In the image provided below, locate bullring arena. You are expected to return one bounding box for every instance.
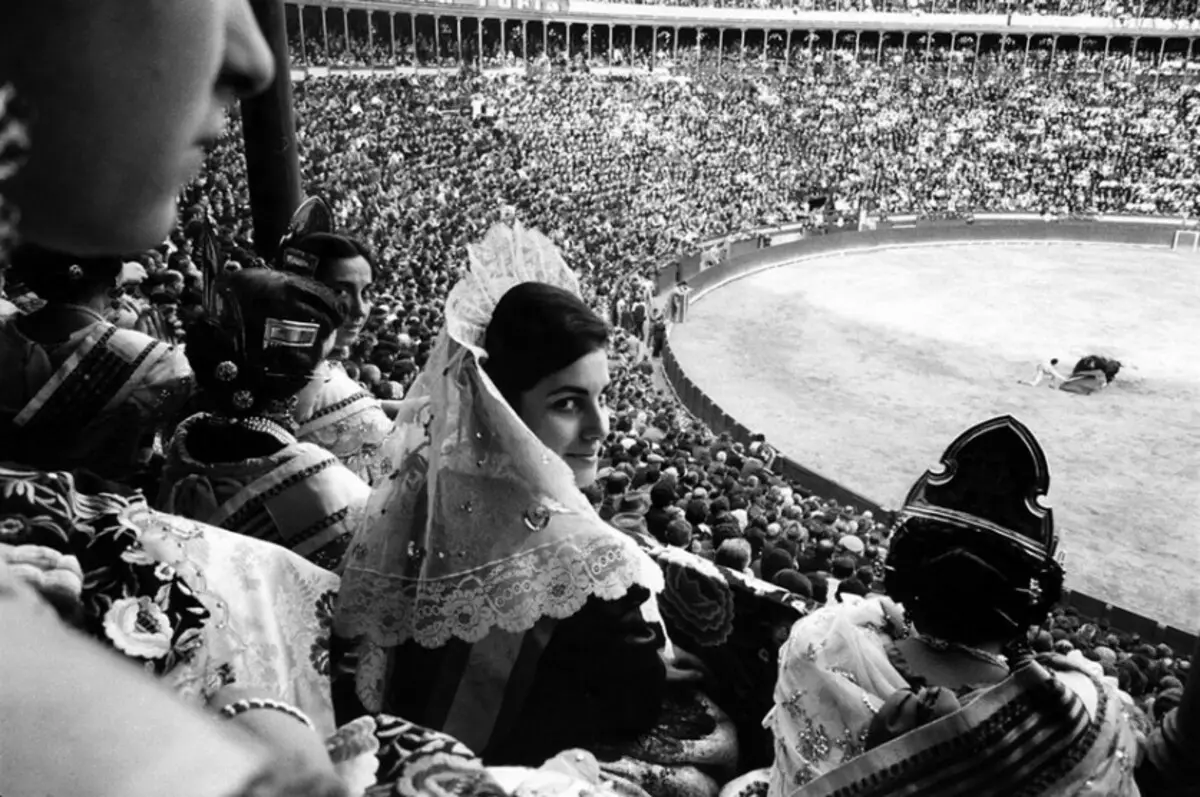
[670,238,1200,628]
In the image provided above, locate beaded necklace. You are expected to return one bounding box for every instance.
[915,633,1010,671]
[202,413,297,448]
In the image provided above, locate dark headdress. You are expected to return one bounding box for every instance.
[900,415,1058,571]
[886,416,1064,629]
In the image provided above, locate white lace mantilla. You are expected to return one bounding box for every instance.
[336,314,662,653]
[340,526,658,649]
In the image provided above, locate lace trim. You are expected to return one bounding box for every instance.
[445,222,582,352]
[339,531,662,648]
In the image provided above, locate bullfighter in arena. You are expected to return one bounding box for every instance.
[1021,357,1068,388]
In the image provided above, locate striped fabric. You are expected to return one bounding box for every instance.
[14,325,161,434]
[160,417,370,571]
[797,659,1128,797]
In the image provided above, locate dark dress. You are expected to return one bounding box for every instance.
[333,586,668,766]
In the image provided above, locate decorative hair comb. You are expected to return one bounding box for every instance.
[275,195,333,272]
[280,247,319,277]
[263,318,321,350]
[899,415,1057,569]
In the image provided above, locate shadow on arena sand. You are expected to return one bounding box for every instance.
[671,242,1200,628]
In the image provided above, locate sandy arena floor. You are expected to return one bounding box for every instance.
[670,242,1200,629]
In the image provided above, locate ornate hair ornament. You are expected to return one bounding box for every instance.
[263,318,321,350]
[897,415,1059,572]
[444,221,582,353]
[280,247,320,278]
[67,264,84,280]
[231,390,255,411]
[276,196,333,258]
[214,361,239,383]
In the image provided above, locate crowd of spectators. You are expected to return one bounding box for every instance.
[292,24,1200,70]
[290,0,1200,30]
[146,33,1200,721]
[197,52,1200,268]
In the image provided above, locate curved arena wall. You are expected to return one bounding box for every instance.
[660,215,1197,651]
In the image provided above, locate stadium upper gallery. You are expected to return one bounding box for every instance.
[0,1,1199,796]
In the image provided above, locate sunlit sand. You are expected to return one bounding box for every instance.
[671,242,1200,628]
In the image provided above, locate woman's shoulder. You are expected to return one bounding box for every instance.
[146,506,339,581]
[277,441,371,501]
[788,595,906,647]
[316,362,375,406]
[100,323,174,356]
[1035,651,1138,723]
[298,362,387,430]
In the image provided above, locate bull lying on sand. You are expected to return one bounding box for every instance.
[1059,355,1123,395]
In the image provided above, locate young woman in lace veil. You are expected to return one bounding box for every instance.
[334,223,681,764]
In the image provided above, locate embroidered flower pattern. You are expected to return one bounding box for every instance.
[309,588,337,676]
[0,467,211,675]
[104,596,174,659]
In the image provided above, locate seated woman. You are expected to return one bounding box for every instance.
[335,223,734,797]
[763,416,1197,797]
[279,231,395,485]
[159,268,369,572]
[0,249,193,487]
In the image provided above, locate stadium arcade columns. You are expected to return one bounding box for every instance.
[241,0,302,260]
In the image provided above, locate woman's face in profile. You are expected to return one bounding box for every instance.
[517,348,611,489]
[0,0,273,256]
[320,256,373,348]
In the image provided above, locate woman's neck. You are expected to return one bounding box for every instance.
[895,635,1010,690]
[56,296,111,318]
[18,296,110,341]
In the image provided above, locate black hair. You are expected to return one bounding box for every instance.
[483,282,609,409]
[8,245,123,304]
[185,270,343,420]
[280,232,375,284]
[884,517,1063,646]
[1050,358,1059,365]
[836,578,870,602]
